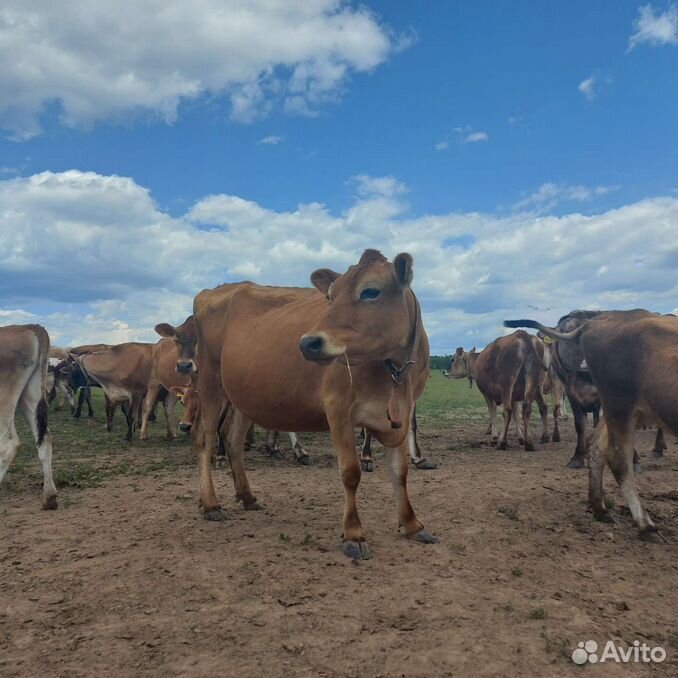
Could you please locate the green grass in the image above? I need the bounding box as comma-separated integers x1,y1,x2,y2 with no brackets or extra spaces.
4,370,487,499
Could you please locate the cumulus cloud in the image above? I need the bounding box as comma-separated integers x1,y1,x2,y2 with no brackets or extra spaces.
628,3,678,50
1,170,675,352
0,0,399,139
513,182,620,213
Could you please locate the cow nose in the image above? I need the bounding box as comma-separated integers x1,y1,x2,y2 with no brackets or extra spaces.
299,334,325,359
179,422,192,433
176,361,193,374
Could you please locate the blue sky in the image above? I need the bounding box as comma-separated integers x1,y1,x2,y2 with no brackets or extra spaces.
1,1,676,353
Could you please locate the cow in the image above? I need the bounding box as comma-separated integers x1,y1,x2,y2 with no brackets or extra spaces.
191,250,437,559
359,406,437,471
504,310,677,541
156,316,312,465
138,337,192,441
47,358,76,411
0,324,57,509
74,343,154,440
68,344,112,418
446,333,551,450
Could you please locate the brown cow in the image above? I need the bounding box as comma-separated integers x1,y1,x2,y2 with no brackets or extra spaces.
191,250,437,559
74,343,154,440
0,324,57,509
446,332,550,450
504,310,677,541
139,336,192,440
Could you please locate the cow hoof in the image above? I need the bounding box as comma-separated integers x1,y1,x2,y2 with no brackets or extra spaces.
413,459,437,470
565,457,585,469
411,529,439,544
361,459,374,472
244,499,265,511
639,526,664,544
540,434,550,443
524,442,536,452
214,457,228,470
139,433,148,441
296,455,312,466
42,495,58,511
552,433,561,443
203,508,226,521
342,540,372,560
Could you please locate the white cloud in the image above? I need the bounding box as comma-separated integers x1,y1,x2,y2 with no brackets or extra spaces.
0,1,400,139
258,135,285,145
628,3,678,50
434,141,449,151
513,182,620,213
463,131,489,143
1,170,675,353
578,75,597,100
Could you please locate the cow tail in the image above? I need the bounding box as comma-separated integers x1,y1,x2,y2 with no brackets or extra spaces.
36,396,49,446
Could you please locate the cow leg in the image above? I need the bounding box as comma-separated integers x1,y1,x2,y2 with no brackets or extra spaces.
535,390,550,444
521,399,536,451
85,386,94,417
194,369,224,520
105,396,116,432
551,392,561,442
482,395,498,439
652,428,666,459
329,416,370,559
409,406,436,469
360,429,374,472
263,429,284,459
0,416,20,487
214,404,232,470
19,369,57,510
497,398,513,450
288,432,311,465
384,434,438,545
566,398,588,469
588,420,611,522
592,403,601,427
560,393,569,419
163,390,178,441
58,382,76,413
73,387,85,418
139,383,162,440
122,398,137,441
243,423,255,451
513,403,525,445
223,408,261,510
607,420,660,541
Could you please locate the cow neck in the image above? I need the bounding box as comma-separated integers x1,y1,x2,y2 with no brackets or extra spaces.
384,291,421,430
468,351,479,379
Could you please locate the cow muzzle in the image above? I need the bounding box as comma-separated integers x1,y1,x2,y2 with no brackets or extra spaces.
299,332,343,363
179,422,192,433
176,360,195,374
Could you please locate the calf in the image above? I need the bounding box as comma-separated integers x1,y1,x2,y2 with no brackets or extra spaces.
0,324,57,509
505,310,677,541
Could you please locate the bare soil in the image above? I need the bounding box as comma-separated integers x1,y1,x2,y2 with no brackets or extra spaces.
1,419,676,678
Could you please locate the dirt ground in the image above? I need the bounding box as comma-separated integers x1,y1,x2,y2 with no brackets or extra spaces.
1,414,676,678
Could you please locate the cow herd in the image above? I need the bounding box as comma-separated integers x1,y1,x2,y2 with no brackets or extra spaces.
1,250,676,558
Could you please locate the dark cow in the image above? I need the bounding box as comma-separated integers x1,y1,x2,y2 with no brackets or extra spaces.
505,310,677,541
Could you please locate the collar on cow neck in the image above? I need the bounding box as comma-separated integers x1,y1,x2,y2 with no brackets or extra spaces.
384,292,421,428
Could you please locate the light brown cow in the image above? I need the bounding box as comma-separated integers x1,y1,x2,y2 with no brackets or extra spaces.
446,332,550,450
74,343,154,440
192,250,437,559
0,324,57,509
505,310,677,541
139,337,192,441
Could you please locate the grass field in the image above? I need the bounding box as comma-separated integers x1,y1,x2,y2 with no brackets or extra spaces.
4,369,485,498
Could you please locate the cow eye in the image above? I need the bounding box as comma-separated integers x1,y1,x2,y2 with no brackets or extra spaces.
360,287,381,301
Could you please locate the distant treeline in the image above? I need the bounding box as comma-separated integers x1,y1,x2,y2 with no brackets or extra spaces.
429,355,452,370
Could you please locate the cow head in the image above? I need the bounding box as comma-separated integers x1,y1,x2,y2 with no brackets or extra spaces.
300,250,416,365
177,380,199,433
445,346,476,380
155,315,197,374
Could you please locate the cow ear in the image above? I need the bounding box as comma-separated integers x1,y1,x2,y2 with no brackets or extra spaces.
471,346,476,353
311,268,340,295
393,253,413,288
455,346,464,356
155,323,176,338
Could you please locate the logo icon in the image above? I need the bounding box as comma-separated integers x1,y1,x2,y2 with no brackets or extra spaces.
572,640,599,665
